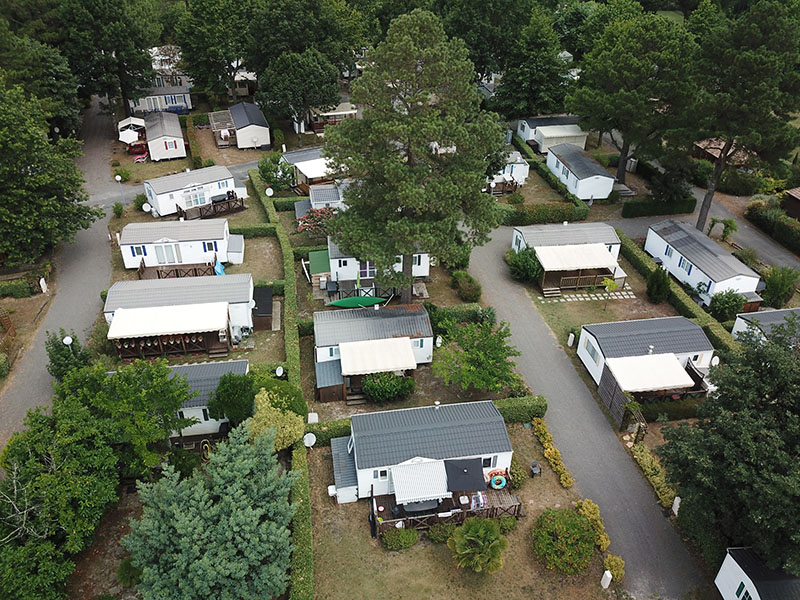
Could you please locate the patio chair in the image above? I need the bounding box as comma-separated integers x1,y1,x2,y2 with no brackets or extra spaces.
133,152,148,163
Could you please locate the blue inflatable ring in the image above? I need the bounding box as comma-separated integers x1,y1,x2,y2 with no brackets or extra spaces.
490,475,507,490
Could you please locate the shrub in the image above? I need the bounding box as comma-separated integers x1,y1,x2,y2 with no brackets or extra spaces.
719,168,764,196
499,202,588,226
639,396,700,421
0,279,32,298
0,352,9,377
363,372,416,404
297,318,314,336
688,158,713,187
250,389,305,450
249,371,307,416
532,418,573,488
112,202,124,218
646,268,670,303
531,509,595,575
381,528,418,551
117,556,142,588
114,167,131,182
275,197,306,212
631,443,676,508
202,158,216,167
506,191,524,205
178,115,187,128
167,446,202,480
508,455,527,490
494,396,547,422
745,197,800,256
424,302,496,336
427,522,458,543
604,554,626,582
496,516,517,534
273,127,285,148
289,444,313,600
575,499,610,551
45,328,92,381
447,517,508,573
305,417,351,446
450,270,482,302
192,112,210,126
134,193,147,211
258,152,294,191
733,247,759,269
621,196,696,218
762,266,799,308
648,170,692,205
708,290,745,322
507,247,543,282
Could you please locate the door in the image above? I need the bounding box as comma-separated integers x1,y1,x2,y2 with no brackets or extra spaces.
155,244,183,265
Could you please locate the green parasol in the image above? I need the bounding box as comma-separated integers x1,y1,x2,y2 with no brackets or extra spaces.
329,296,386,308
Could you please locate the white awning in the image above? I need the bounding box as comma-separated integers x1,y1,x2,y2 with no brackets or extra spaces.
606,353,694,393
295,158,330,180
338,337,417,376
108,302,229,340
537,124,584,138
534,243,618,272
392,460,452,505
118,117,145,131
118,128,139,144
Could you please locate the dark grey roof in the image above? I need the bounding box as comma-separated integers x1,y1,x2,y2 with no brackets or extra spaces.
649,220,759,282
727,548,800,600
549,143,612,180
104,274,252,313
294,199,311,219
515,223,619,248
145,165,233,195
168,360,249,408
523,115,580,129
331,436,358,488
327,237,346,259
316,359,344,388
280,146,323,165
583,316,714,358
144,111,183,140
737,308,800,336
230,102,269,130
141,84,190,98
309,184,342,206
228,233,244,253
350,401,512,470
313,304,433,346
119,219,227,245
252,286,272,317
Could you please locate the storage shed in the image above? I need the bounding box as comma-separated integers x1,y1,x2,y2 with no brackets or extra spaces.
145,111,186,162
546,143,614,201
516,115,587,153
230,102,271,149
252,286,273,330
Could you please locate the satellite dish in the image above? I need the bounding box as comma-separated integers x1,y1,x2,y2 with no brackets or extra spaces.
711,356,720,367
275,365,284,378
248,299,256,309
303,432,316,448
435,336,443,348
265,187,274,197
62,335,73,346
142,203,152,213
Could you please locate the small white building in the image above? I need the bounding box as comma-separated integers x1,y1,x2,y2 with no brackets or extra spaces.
330,400,513,505
327,238,430,288
516,115,588,154
130,85,192,114
294,181,349,219
715,547,800,600
229,102,270,149
488,151,530,194
731,308,800,341
302,100,358,134
279,146,333,192
547,143,614,201
644,220,761,306
144,112,186,162
143,165,247,217
119,219,243,268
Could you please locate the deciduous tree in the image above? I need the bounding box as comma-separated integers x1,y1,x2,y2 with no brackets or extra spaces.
44,328,91,381
208,372,256,426
325,10,505,302
249,389,305,450
258,152,295,191
296,207,336,240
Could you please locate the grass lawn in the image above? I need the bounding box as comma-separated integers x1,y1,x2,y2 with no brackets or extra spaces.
424,265,462,306
111,141,192,185
225,236,284,283
515,170,563,205
309,425,610,600
225,195,267,226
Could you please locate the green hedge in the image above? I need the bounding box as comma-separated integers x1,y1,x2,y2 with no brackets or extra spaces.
275,197,309,212
305,418,351,446
639,396,700,421
192,112,210,126
745,199,800,257
499,201,589,226
255,279,285,295
289,444,313,600
297,318,314,337
512,133,537,160
701,321,740,356
229,224,278,238
293,245,327,260
631,443,676,508
494,396,547,422
621,196,696,218
0,279,32,298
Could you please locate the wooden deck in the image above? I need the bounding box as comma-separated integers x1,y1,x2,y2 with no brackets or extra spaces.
138,258,216,280
176,197,246,220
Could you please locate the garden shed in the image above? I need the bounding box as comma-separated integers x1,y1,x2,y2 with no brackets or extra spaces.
229,102,271,149
252,286,273,330
144,111,186,162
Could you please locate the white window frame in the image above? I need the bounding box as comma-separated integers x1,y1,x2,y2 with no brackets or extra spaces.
133,246,144,257
412,339,423,348
338,259,348,268
584,337,600,364
412,254,422,267
665,244,674,258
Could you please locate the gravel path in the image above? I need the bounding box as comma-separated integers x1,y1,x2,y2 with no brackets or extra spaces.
470,229,702,600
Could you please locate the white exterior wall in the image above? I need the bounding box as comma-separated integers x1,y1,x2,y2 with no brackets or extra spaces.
148,135,187,162
144,176,237,217
715,554,762,600
121,224,229,269
500,160,530,185
577,329,607,385
236,124,270,149
130,93,192,113
329,254,430,282
546,151,613,201
516,120,534,141
535,132,588,154
316,337,434,365
511,228,620,260
228,302,254,330
177,407,228,437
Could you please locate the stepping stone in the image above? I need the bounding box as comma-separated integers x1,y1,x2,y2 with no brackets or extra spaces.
626,441,634,448
622,434,631,441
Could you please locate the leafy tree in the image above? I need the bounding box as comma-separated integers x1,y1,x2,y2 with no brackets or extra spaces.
257,48,340,130
296,207,336,240
707,217,738,241
250,389,305,450
707,289,745,321
648,168,692,205
433,320,520,392
761,266,799,308
602,277,619,310
571,0,643,58
124,424,297,600
531,508,596,575
507,247,543,282
447,517,508,573
258,152,295,191
492,6,569,118
348,0,433,43
0,538,75,600
44,328,91,381
690,0,800,231
325,10,505,303
553,0,605,59
249,371,308,416
208,372,256,426
567,12,697,184
657,319,800,572
0,76,102,265
363,372,416,404
646,267,670,303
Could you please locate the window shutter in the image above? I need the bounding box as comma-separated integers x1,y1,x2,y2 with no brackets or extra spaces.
130,246,136,257
214,241,218,251
165,140,168,150
687,264,692,275
142,246,147,256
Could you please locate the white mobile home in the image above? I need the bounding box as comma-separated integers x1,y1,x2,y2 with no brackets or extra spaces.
330,401,513,505
488,151,530,194
644,220,761,306
279,147,333,193
516,115,587,154
144,112,186,162
715,547,800,600
304,100,358,134
731,307,800,341
294,181,349,219
230,102,271,149
130,85,192,114
143,165,247,217
327,239,430,288
512,222,620,260
547,143,614,201
119,219,243,268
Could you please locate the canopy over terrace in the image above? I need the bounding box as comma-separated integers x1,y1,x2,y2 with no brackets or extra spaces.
534,243,625,291
338,337,417,376
391,460,452,505
295,157,330,180
606,353,694,393
108,302,229,339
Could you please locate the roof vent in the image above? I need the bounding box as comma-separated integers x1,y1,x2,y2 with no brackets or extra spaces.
648,344,654,354
434,401,440,410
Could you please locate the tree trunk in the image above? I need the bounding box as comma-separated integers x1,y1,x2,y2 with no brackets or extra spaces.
597,130,603,148
616,139,631,185
695,138,733,232
399,252,414,304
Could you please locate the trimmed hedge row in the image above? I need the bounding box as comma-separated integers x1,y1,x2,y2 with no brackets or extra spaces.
0,278,33,298
275,197,310,212
305,418,351,446
532,417,574,488
289,444,313,600
229,224,278,238
255,279,285,295
495,396,547,422
631,443,676,508
745,199,800,257
639,396,700,421
185,115,202,169
293,245,327,260
621,196,696,218
498,201,588,226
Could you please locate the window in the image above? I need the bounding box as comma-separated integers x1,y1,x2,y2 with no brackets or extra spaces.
184,187,207,207
692,354,699,362
203,241,218,252
678,256,693,274
338,259,348,268
520,122,526,131
562,165,569,178
482,457,492,468
379,469,388,481
555,159,561,170
584,337,600,364
130,245,145,257
665,245,673,258
328,347,339,357
359,260,376,278
736,583,751,599
202,408,209,421
218,180,229,189
515,235,522,250
413,339,423,348
413,254,422,267
178,411,185,419
164,140,177,150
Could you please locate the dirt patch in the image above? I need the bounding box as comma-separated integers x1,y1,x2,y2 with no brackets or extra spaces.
66,488,142,600
226,236,284,282
278,211,319,248
0,290,54,393
424,266,462,306
193,127,266,166
110,141,192,186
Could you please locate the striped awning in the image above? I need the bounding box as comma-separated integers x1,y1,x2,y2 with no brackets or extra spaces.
391,460,452,505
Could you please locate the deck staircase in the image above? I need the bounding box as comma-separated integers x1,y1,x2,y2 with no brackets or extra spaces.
542,287,561,298
346,393,367,406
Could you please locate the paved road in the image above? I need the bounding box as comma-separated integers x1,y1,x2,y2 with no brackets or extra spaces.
0,98,117,450
471,230,702,600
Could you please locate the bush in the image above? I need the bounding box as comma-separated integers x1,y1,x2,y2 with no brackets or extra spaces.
507,247,543,282
745,197,800,257
508,455,527,490
447,517,508,573
381,528,418,550
494,396,547,423
167,446,202,480
604,554,626,582
733,247,759,269
496,516,517,534
531,509,595,575
289,444,313,600
450,270,482,302
275,197,306,212
427,522,458,543
202,158,216,167
506,191,524,205
532,418,573,488
45,328,92,381
424,302,496,336
111,159,120,167
575,499,610,551
250,390,305,450
762,266,799,308
114,167,131,183
134,193,147,211
646,268,670,303
688,158,713,187
621,195,696,218
192,112,210,126
719,168,764,196
117,556,142,588
0,279,32,298
363,372,416,404
499,201,588,226
631,443,676,508
708,290,745,322
112,202,124,218
305,417,351,446
273,127,285,148
0,352,9,377
297,318,314,337
178,115,187,128
639,396,700,421
249,371,307,416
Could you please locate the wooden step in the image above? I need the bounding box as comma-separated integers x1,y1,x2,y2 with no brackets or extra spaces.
542,287,561,298
208,351,230,359
346,393,367,406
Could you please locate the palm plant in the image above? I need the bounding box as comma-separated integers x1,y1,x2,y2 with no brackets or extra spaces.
446,517,509,574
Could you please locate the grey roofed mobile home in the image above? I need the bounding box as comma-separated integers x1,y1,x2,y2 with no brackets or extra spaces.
168,360,249,408
104,274,253,313
119,219,227,245
141,84,190,98
349,400,512,469
548,143,611,180
313,304,433,347
736,308,800,336
515,222,619,247
521,115,580,129
280,146,323,165
649,219,758,282
583,316,713,358
327,237,347,260
229,102,269,129
144,111,183,139
331,436,358,488
723,548,800,600
144,165,233,195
